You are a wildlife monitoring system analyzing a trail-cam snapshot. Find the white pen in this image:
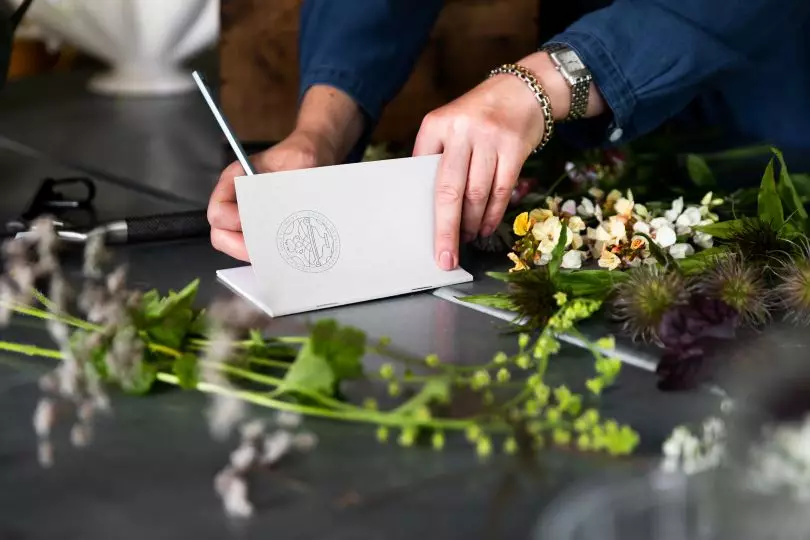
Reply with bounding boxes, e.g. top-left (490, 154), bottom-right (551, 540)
top-left (192, 70), bottom-right (255, 176)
